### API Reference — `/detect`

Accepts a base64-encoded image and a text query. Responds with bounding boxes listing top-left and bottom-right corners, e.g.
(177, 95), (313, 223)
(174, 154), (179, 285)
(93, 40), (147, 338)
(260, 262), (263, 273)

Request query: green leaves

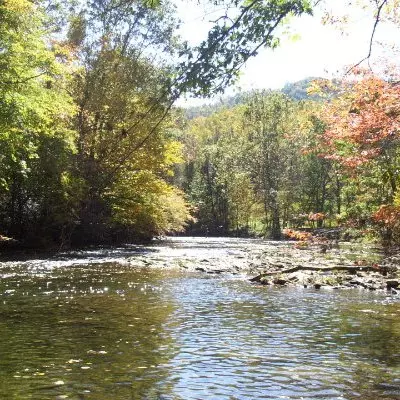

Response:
(175, 0), (313, 97)
(0, 0), (77, 243)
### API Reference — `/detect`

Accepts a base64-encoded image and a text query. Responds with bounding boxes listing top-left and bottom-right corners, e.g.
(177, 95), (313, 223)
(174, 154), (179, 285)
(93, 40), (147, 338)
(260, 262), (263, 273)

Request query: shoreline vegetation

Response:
(1, 1), (400, 260)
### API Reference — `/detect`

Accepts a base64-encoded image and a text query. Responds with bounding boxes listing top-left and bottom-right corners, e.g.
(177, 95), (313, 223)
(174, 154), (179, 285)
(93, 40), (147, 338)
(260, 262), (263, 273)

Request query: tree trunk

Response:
(335, 172), (341, 215)
(271, 205), (281, 239)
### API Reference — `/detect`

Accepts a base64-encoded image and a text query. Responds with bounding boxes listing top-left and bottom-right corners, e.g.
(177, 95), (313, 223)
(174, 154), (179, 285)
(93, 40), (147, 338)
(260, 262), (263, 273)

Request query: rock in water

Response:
(386, 280), (399, 290)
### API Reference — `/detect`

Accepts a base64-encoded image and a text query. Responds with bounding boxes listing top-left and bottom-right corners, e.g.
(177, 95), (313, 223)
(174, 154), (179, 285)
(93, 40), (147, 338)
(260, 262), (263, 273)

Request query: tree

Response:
(244, 91), (303, 238)
(180, 107), (256, 235)
(321, 71), (400, 197)
(0, 0), (76, 245)
(65, 0), (191, 243)
(318, 69), (400, 240)
(178, 91), (341, 237)
(0, 0), (192, 247)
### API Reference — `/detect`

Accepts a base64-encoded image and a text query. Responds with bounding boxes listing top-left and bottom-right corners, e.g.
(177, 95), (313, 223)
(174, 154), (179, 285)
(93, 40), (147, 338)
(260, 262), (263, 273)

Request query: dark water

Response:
(0, 239), (399, 399)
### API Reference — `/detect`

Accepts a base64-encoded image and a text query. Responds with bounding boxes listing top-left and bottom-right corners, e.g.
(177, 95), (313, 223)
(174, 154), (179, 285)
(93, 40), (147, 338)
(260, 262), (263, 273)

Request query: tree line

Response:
(176, 71), (400, 244)
(1, 0), (399, 248)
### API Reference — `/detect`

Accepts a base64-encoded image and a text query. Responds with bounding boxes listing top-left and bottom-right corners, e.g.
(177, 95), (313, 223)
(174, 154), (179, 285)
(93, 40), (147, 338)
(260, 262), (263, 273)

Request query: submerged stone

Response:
(386, 280), (399, 290)
(273, 278), (287, 285)
(314, 283), (322, 289)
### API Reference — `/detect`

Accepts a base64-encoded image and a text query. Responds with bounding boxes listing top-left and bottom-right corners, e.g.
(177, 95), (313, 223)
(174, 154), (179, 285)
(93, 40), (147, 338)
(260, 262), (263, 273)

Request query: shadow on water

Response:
(0, 243), (159, 263)
(0, 266), (180, 399)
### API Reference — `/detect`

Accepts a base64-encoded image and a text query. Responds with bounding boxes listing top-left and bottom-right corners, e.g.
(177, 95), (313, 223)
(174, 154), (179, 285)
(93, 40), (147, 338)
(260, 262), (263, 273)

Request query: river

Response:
(0, 237), (399, 399)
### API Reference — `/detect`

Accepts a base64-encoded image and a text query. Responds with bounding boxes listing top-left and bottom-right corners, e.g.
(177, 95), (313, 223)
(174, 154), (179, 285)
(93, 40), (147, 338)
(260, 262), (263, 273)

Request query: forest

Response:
(1, 0), (399, 249)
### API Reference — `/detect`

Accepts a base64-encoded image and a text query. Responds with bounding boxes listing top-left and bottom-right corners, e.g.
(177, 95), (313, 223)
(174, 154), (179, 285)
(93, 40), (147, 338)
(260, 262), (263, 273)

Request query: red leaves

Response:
(373, 204), (400, 227)
(283, 228), (313, 241)
(308, 212), (325, 222)
(320, 73), (400, 169)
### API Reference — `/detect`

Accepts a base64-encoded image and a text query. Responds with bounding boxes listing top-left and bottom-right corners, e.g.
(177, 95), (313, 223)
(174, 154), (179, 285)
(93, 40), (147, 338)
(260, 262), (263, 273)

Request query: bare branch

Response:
(345, 0), (388, 74)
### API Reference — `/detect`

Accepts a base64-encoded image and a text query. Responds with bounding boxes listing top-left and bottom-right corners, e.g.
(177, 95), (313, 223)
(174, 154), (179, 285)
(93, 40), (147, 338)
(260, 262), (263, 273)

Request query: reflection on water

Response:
(0, 239), (399, 399)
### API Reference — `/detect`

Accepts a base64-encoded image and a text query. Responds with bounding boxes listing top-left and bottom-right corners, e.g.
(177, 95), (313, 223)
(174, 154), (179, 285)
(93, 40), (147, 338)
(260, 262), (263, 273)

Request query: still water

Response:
(0, 238), (399, 400)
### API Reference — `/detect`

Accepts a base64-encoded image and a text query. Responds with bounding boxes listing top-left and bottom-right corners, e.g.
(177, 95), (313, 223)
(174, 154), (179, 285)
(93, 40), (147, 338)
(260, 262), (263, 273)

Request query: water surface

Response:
(0, 238), (399, 399)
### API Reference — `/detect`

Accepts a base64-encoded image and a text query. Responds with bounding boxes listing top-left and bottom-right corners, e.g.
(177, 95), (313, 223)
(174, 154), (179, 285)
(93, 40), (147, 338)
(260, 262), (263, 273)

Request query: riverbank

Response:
(0, 236), (398, 294)
(247, 241), (399, 293)
(122, 237), (399, 293)
(144, 237), (399, 294)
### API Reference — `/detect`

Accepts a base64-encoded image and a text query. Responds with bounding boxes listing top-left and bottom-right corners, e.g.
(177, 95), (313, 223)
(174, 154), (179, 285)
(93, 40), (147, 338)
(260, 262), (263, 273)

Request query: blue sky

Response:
(175, 0), (399, 106)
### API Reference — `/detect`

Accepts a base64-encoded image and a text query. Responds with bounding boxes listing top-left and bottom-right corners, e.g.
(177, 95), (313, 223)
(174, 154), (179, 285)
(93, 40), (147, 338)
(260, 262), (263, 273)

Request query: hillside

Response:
(183, 77), (324, 119)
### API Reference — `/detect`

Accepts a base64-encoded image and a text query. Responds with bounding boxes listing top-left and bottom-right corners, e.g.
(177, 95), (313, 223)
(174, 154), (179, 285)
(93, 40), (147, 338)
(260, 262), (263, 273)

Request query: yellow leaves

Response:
(288, 33), (302, 43)
(110, 170), (192, 234)
(157, 188), (192, 232)
(381, 0), (400, 23)
(393, 191), (400, 208)
(307, 78), (338, 99)
(60, 171), (71, 187)
(0, 0), (76, 141)
(163, 140), (183, 166)
(3, 0), (32, 13)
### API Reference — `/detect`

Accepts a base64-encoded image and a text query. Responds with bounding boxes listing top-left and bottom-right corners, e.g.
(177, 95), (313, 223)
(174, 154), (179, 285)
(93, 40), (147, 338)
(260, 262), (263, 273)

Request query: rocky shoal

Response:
(126, 240), (399, 293)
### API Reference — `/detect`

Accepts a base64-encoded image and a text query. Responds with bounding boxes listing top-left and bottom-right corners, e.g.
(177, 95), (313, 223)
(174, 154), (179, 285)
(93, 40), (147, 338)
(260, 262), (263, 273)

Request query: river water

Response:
(0, 237), (399, 400)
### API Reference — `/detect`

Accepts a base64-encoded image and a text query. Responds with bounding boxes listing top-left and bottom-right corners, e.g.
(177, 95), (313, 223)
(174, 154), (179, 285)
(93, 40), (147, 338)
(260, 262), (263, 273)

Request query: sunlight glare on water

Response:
(0, 238), (399, 399)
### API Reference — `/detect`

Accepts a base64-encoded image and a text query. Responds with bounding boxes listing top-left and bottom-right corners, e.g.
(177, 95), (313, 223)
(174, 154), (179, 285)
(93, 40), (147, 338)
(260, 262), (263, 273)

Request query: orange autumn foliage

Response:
(308, 212), (325, 222)
(283, 229), (313, 241)
(373, 204), (400, 228)
(321, 71), (400, 168)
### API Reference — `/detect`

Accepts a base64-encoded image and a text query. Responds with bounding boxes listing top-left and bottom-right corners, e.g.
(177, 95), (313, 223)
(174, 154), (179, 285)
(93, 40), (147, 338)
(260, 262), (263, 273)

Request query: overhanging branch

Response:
(346, 0), (388, 74)
(0, 71), (48, 85)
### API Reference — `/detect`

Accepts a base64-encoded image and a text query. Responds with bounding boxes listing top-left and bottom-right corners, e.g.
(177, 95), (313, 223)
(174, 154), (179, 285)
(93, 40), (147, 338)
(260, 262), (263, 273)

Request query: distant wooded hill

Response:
(183, 77), (323, 119)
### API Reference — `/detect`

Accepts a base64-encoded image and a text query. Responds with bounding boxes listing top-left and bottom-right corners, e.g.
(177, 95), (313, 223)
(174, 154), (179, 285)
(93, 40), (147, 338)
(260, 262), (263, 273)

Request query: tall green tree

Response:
(245, 91), (300, 238)
(0, 0), (76, 244)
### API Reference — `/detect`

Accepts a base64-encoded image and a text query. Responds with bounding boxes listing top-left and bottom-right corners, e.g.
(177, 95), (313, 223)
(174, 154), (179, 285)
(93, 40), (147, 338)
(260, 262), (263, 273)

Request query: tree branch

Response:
(86, 0), (310, 191)
(0, 71), (48, 85)
(250, 265), (379, 282)
(346, 0), (388, 74)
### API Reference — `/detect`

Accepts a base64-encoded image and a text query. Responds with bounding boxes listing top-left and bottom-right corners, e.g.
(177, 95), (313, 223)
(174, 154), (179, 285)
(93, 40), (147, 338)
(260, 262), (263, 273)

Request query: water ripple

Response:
(0, 238), (398, 399)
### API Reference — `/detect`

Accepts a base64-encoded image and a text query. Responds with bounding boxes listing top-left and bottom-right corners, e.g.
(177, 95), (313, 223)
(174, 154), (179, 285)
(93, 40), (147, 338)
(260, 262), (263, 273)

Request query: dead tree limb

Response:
(249, 265), (378, 282)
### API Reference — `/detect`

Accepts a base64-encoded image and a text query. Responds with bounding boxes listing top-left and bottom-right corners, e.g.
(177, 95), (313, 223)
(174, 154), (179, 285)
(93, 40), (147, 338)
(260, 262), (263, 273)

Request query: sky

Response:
(175, 0), (400, 107)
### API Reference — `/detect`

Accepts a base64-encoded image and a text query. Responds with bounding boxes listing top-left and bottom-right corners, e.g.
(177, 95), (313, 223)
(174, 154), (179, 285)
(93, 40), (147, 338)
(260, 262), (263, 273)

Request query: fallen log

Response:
(249, 265), (378, 282)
